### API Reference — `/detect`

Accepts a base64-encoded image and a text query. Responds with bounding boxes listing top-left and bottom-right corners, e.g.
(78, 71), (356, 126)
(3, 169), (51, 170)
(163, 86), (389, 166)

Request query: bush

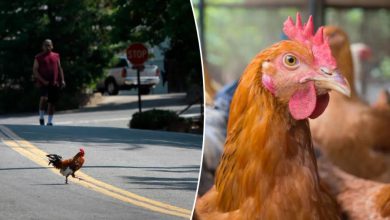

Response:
(129, 109), (190, 132)
(0, 88), (39, 114)
(0, 87), (88, 114)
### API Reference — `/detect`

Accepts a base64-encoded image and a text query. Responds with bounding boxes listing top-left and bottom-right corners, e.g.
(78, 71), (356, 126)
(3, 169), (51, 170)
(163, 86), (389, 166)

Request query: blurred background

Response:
(193, 0), (390, 103)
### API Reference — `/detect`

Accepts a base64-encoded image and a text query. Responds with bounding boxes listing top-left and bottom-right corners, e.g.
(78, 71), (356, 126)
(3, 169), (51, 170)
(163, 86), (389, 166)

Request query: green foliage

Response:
(110, 0), (202, 92)
(195, 5), (299, 82)
(0, 1), (203, 113)
(195, 2), (390, 84)
(0, 88), (39, 114)
(130, 109), (189, 132)
(380, 56), (390, 78)
(0, 0), (113, 112)
(326, 8), (390, 79)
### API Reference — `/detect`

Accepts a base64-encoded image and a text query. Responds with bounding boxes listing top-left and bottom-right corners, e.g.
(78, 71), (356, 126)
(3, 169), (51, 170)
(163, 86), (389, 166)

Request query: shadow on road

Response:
(0, 165), (199, 191)
(77, 93), (190, 114)
(0, 93), (197, 119)
(85, 165), (200, 173)
(0, 167), (50, 171)
(4, 124), (202, 150)
(123, 175), (198, 191)
(33, 183), (66, 186)
(0, 165), (200, 173)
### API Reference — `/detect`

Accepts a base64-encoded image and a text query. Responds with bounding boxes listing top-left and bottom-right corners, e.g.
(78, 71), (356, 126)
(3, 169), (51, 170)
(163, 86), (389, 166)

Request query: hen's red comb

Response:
(80, 148), (85, 154)
(283, 13), (336, 68)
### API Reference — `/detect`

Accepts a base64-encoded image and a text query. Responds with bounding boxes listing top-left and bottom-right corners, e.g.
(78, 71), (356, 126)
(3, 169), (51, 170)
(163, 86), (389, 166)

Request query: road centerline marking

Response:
(0, 125), (191, 219)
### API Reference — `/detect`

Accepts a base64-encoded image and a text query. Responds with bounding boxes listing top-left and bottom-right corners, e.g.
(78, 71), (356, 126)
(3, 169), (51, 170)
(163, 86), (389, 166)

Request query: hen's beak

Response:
(302, 68), (351, 97)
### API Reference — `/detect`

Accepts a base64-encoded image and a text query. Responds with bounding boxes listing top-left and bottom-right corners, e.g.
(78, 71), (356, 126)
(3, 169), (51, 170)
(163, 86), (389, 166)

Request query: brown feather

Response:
(318, 157), (390, 219)
(196, 41), (340, 220)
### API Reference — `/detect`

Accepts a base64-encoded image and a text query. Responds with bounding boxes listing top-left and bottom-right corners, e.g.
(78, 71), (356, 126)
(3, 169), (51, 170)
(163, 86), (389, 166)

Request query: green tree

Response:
(0, 0), (112, 113)
(110, 0), (202, 93)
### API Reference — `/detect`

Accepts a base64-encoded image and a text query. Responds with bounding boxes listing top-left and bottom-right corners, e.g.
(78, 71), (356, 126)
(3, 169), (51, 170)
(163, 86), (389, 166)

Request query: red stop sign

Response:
(126, 43), (148, 66)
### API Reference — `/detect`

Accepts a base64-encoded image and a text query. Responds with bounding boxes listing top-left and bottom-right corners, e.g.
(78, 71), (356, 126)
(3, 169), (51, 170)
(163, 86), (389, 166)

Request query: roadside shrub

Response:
(0, 87), (85, 114)
(0, 88), (38, 114)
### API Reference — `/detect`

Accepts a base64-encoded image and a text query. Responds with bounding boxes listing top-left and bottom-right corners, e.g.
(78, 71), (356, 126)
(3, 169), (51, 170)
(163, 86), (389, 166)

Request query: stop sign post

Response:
(126, 43), (149, 113)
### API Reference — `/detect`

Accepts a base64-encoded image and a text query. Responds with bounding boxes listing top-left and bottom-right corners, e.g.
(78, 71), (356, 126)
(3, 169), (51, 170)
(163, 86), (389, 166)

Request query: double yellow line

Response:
(0, 125), (192, 219)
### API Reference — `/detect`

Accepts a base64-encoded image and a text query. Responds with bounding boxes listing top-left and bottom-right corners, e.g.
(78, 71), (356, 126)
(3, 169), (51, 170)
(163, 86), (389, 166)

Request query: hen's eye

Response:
(283, 54), (299, 68)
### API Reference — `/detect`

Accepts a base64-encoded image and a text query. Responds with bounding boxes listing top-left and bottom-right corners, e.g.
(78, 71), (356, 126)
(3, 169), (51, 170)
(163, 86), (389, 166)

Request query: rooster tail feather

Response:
(46, 154), (63, 168)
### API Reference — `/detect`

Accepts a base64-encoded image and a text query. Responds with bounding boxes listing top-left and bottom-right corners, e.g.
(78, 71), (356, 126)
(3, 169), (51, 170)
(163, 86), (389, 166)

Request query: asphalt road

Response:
(0, 93), (202, 220)
(0, 93), (201, 128)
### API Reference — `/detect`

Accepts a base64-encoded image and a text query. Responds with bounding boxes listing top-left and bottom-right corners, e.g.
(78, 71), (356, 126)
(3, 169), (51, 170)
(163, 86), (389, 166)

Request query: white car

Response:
(97, 57), (160, 95)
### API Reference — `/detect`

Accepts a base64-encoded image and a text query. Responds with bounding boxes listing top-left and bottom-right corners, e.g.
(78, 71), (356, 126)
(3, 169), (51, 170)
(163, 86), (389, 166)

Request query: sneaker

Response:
(46, 123), (53, 126)
(39, 119), (44, 126)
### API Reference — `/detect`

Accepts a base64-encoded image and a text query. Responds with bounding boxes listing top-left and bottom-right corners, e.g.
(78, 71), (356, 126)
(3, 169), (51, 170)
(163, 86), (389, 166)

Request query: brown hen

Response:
(310, 26), (390, 181)
(195, 14), (351, 220)
(318, 157), (390, 219)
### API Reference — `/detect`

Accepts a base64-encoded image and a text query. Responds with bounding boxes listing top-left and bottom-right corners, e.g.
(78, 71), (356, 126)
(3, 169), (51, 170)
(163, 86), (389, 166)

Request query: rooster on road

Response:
(47, 148), (85, 184)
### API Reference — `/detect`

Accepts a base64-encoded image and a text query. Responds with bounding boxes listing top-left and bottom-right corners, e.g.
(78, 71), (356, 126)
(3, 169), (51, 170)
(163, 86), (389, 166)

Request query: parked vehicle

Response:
(97, 56), (160, 95)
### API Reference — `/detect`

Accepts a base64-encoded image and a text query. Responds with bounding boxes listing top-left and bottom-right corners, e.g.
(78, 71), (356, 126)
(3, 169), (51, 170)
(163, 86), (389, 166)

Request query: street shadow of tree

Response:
(83, 165), (199, 173)
(76, 93), (190, 114)
(123, 175), (198, 191)
(0, 167), (50, 171)
(0, 165), (200, 190)
(0, 165), (200, 173)
(32, 183), (66, 186)
(4, 124), (202, 150)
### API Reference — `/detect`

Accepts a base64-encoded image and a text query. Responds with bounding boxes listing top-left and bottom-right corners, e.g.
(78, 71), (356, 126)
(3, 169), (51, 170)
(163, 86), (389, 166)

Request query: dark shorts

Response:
(40, 85), (60, 104)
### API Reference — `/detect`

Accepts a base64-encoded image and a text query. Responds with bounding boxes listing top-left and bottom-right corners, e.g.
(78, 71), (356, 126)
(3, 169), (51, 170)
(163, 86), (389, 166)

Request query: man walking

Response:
(33, 39), (65, 126)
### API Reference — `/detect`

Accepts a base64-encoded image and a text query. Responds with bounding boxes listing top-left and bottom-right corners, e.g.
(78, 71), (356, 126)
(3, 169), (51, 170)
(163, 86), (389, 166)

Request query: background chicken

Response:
(195, 14), (350, 219)
(204, 68), (220, 106)
(350, 43), (372, 96)
(200, 67), (238, 195)
(47, 148), (85, 184)
(310, 26), (390, 181)
(199, 79), (239, 195)
(373, 89), (390, 110)
(317, 156), (390, 220)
